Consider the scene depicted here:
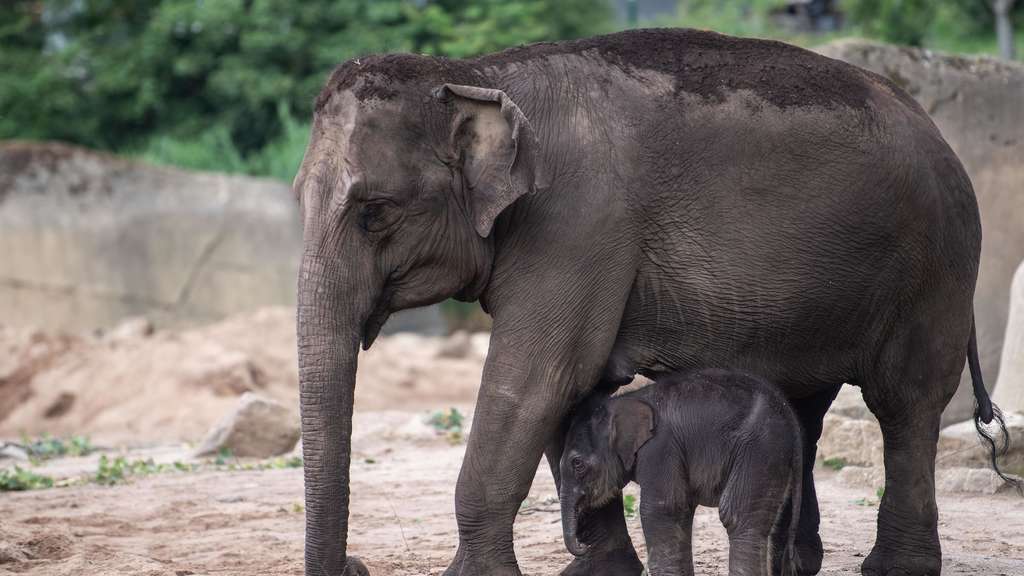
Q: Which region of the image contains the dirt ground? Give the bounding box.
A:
[2,312,1023,574]
[2,408,1023,576]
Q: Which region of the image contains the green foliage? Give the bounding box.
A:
[440,300,491,333]
[21,434,95,463]
[428,407,466,444]
[0,466,55,491]
[1,0,611,182]
[94,455,169,485]
[845,0,936,46]
[622,493,637,518]
[822,457,847,471]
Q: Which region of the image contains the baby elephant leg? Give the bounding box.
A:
[719,458,793,576]
[640,496,695,576]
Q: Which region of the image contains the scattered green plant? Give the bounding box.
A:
[876,487,886,499]
[21,434,95,463]
[822,457,848,471]
[0,465,55,491]
[623,494,638,518]
[214,447,235,466]
[94,455,170,485]
[428,408,466,444]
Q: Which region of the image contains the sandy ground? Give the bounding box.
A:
[2,312,1023,574]
[2,409,1023,576]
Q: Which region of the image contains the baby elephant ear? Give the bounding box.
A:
[436,83,549,237]
[608,398,656,473]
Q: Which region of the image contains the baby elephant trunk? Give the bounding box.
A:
[560,491,590,556]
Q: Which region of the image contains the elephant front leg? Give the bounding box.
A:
[545,424,643,576]
[641,500,695,576]
[442,373,573,576]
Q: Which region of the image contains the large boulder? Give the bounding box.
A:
[816,41,1024,425]
[194,392,300,458]
[938,410,1024,474]
[819,413,884,468]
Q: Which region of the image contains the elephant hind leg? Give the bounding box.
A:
[772,383,842,576]
[859,313,968,576]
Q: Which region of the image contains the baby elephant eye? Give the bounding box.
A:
[571,455,586,477]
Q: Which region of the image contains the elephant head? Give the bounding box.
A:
[292,56,547,575]
[559,396,655,557]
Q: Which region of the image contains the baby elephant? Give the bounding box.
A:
[560,368,803,576]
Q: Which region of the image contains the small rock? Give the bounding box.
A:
[105,316,154,342]
[394,414,442,442]
[937,411,1024,471]
[436,331,472,359]
[834,466,885,490]
[194,393,299,458]
[827,385,876,421]
[469,332,490,360]
[935,466,1021,495]
[818,414,884,467]
[184,350,266,397]
[0,442,30,461]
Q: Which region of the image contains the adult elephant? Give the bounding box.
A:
[294,29,989,576]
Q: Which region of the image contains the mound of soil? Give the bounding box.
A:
[0,308,485,445]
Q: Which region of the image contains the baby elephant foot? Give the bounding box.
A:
[560,547,644,576]
[861,547,940,576]
[344,556,370,576]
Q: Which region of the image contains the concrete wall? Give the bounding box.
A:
[817,40,1024,423]
[0,141,442,334]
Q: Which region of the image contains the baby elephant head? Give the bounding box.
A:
[559,396,655,556]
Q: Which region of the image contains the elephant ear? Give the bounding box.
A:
[436,83,548,237]
[607,397,656,473]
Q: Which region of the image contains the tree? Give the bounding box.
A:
[993,0,1018,59]
[845,0,936,47]
[0,0,612,165]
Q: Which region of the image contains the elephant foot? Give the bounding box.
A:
[442,545,522,576]
[793,533,823,575]
[560,546,644,576]
[861,546,940,576]
[344,556,370,576]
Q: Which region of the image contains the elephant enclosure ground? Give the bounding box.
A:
[2,310,1023,574]
[1,414,1022,576]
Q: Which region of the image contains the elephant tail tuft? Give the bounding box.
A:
[968,318,1022,495]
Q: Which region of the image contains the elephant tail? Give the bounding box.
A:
[968,319,1022,495]
[782,423,803,576]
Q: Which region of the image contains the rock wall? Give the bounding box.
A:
[0,141,300,330]
[0,141,443,333]
[817,40,1024,423]
[993,261,1024,413]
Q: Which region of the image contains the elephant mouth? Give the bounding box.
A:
[361,293,391,350]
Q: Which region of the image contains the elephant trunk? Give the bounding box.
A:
[560,488,590,557]
[297,252,374,576]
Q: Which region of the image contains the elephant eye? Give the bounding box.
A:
[358,200,399,234]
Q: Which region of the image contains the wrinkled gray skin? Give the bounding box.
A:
[294,29,984,576]
[560,369,803,576]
